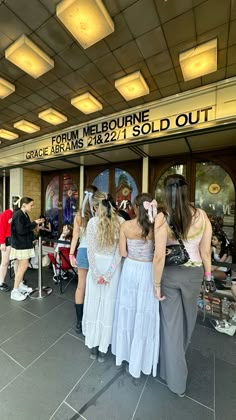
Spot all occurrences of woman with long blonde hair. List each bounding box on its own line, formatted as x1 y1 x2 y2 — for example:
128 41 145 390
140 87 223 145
82 191 123 362
69 186 96 333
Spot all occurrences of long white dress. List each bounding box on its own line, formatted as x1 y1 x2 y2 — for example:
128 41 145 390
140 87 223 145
112 239 160 378
82 216 123 354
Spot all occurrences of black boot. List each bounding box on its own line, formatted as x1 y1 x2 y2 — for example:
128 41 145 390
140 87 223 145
75 303 83 334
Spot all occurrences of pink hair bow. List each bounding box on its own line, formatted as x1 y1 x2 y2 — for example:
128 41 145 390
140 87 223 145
143 199 157 223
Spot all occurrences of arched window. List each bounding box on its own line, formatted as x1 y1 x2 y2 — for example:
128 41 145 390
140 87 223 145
92 168 138 206
155 164 187 204
195 162 235 240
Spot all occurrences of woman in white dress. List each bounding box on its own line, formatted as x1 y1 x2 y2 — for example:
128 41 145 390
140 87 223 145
112 193 160 378
82 191 123 362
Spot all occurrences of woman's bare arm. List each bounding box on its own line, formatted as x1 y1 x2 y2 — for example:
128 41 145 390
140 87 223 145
119 222 127 258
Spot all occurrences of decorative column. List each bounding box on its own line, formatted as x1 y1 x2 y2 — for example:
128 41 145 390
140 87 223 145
142 157 149 193
79 165 84 207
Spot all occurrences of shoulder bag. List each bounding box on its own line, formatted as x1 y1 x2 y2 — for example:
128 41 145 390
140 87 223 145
165 216 190 266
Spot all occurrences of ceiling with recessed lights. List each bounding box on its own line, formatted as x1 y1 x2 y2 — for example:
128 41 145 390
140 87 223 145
0 0 236 150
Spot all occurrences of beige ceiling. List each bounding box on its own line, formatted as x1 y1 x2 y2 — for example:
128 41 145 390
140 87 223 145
0 0 236 151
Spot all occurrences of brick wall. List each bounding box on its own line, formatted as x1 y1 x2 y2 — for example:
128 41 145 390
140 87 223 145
23 169 41 221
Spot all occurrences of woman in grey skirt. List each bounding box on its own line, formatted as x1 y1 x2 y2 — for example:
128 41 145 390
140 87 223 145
153 175 212 397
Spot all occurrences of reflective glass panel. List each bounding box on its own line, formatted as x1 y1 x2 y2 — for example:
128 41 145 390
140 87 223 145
115 168 138 206
195 162 235 240
62 174 78 225
155 164 187 204
45 175 59 238
92 169 109 192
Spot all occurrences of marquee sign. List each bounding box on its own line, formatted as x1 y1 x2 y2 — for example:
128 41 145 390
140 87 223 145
0 77 236 167
25 106 213 161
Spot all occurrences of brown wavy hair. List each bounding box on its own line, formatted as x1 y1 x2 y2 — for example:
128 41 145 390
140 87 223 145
164 174 196 239
92 191 120 248
133 193 154 239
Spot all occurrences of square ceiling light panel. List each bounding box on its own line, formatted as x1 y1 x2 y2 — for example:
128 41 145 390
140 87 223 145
14 120 40 134
115 71 150 101
0 129 19 140
71 92 103 114
179 39 217 81
0 77 15 99
5 35 54 79
38 108 68 125
56 0 114 49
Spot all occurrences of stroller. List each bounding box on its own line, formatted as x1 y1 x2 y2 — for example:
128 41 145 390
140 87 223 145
48 247 77 294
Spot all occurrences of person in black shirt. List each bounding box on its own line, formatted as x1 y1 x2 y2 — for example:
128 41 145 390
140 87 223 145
10 197 44 301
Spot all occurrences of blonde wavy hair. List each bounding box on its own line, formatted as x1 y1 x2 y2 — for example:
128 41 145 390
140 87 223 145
92 191 120 248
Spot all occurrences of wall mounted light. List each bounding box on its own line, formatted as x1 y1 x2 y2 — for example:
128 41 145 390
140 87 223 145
71 92 103 114
14 120 40 133
38 108 67 125
179 39 217 81
5 35 54 79
0 77 15 99
115 71 150 101
0 129 19 140
56 0 114 49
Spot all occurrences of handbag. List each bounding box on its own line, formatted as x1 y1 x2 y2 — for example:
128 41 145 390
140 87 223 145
165 216 190 266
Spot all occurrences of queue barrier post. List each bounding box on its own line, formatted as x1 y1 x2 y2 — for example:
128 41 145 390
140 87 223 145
30 236 52 299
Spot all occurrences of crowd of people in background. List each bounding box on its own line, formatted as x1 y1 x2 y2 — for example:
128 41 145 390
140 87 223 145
0 176 235 398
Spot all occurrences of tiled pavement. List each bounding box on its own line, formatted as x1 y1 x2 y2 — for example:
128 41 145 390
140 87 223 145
0 267 235 420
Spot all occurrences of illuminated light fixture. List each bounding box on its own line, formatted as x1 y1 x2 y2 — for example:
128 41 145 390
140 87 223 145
56 0 114 49
115 71 150 101
5 35 54 79
0 77 15 99
71 92 103 114
0 129 19 140
14 120 40 134
38 108 67 125
179 38 217 81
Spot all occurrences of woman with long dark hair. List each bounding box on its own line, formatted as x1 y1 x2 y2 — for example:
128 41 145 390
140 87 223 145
153 175 212 397
10 197 44 301
112 193 159 378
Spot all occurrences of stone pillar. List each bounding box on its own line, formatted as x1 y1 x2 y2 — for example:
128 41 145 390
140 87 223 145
23 169 41 220
10 168 24 208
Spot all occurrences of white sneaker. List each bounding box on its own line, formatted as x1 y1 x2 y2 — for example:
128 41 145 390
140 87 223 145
11 289 27 301
19 282 33 294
